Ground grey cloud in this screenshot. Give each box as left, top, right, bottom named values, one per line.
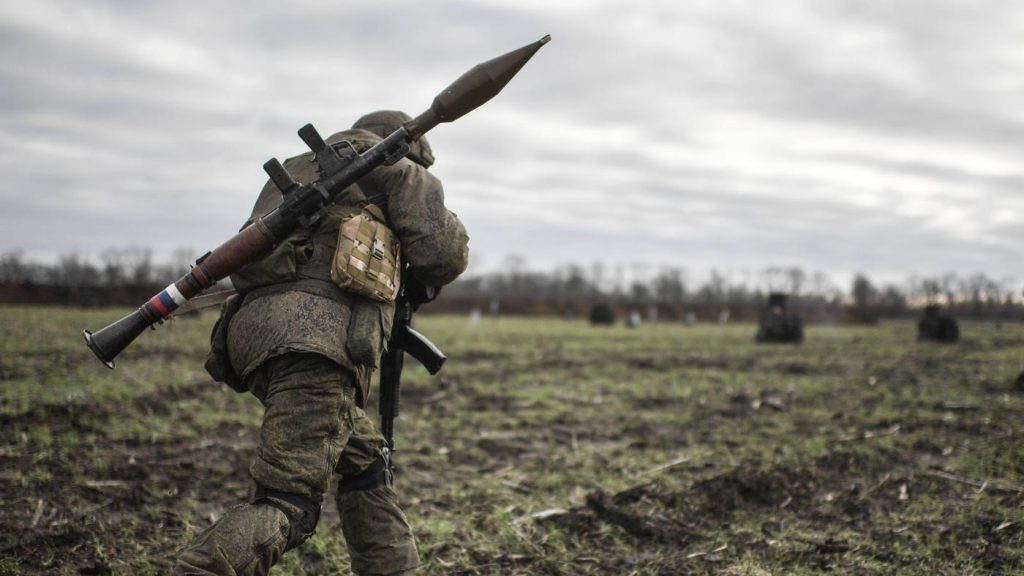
left=717, top=3, right=1024, bottom=149
left=0, top=1, right=1020, bottom=284
left=820, top=153, right=1024, bottom=196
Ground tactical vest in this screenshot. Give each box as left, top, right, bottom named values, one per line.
left=232, top=132, right=378, bottom=292
left=223, top=130, right=396, bottom=392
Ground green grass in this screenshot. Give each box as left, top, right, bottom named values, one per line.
left=1, top=306, right=1023, bottom=574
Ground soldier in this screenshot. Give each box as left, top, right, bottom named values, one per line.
left=175, top=110, right=469, bottom=576
left=755, top=293, right=804, bottom=344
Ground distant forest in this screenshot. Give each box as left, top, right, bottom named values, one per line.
left=1, top=250, right=1021, bottom=324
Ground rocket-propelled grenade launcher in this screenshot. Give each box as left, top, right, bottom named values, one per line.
left=83, top=35, right=551, bottom=368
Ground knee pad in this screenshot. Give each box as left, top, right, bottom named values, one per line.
left=253, top=487, right=322, bottom=551
left=337, top=454, right=390, bottom=493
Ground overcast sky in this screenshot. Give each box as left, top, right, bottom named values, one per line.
left=1, top=1, right=1021, bottom=287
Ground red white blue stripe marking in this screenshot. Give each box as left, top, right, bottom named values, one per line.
left=148, top=284, right=187, bottom=317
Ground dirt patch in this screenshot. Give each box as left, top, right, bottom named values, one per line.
left=684, top=467, right=803, bottom=512
left=540, top=465, right=806, bottom=544
left=1, top=428, right=254, bottom=574
left=538, top=447, right=1024, bottom=573
left=0, top=379, right=254, bottom=575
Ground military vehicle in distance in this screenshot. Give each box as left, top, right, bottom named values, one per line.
left=917, top=304, right=959, bottom=343
left=755, top=293, right=804, bottom=344
left=589, top=303, right=616, bottom=326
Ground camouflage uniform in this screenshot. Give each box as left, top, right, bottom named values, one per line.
left=176, top=111, right=469, bottom=576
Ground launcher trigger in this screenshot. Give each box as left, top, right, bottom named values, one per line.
left=383, top=141, right=411, bottom=166
left=335, top=140, right=359, bottom=158
left=298, top=206, right=329, bottom=228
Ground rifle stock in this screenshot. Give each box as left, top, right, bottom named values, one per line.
left=377, top=265, right=448, bottom=452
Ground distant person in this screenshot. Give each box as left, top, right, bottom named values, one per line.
left=175, top=111, right=469, bottom=576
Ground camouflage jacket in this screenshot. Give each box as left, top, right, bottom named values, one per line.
left=221, top=128, right=469, bottom=401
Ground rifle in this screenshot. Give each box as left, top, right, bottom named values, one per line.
left=378, top=272, right=445, bottom=456
left=83, top=35, right=550, bottom=368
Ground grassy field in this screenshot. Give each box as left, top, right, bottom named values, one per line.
left=1, top=306, right=1023, bottom=575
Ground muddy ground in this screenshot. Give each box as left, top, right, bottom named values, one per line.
left=1, top=307, right=1023, bottom=575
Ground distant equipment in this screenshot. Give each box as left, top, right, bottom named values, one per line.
left=917, top=304, right=959, bottom=343
left=684, top=312, right=696, bottom=326
left=589, top=303, right=616, bottom=326
left=626, top=310, right=642, bottom=328
left=755, top=293, right=804, bottom=344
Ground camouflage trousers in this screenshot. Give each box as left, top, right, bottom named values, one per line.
left=175, top=353, right=419, bottom=576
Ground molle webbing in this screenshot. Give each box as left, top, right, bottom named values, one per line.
left=329, top=205, right=401, bottom=303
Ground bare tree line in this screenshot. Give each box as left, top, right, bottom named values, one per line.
left=0, top=249, right=194, bottom=287
left=440, top=258, right=1022, bottom=323
left=0, top=249, right=194, bottom=307
left=1, top=250, right=1021, bottom=323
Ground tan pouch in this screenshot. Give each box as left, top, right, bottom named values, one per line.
left=330, top=204, right=401, bottom=303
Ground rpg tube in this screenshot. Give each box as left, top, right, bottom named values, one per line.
left=83, top=35, right=550, bottom=368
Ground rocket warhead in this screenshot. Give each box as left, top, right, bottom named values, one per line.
left=405, top=35, right=551, bottom=140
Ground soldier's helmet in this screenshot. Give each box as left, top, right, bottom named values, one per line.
left=353, top=110, right=434, bottom=168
